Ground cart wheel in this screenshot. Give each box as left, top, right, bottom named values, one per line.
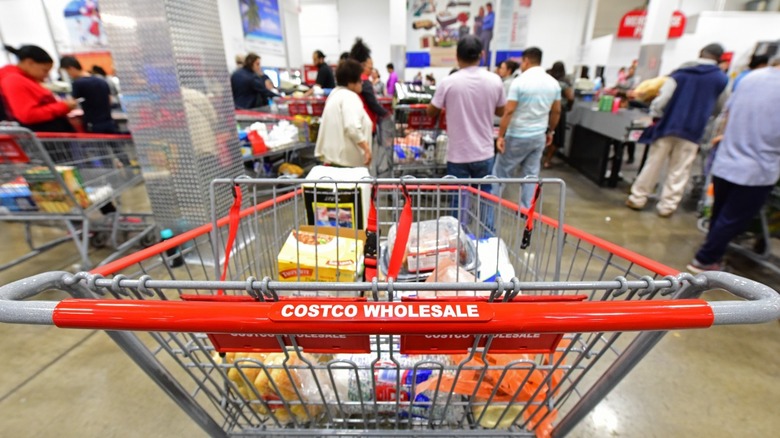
left=140, top=231, right=158, bottom=248
left=90, top=232, right=110, bottom=249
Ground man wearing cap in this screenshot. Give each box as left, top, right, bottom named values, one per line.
left=428, top=35, right=506, bottom=190
left=626, top=43, right=729, bottom=217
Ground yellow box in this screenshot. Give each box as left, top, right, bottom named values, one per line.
left=277, top=226, right=365, bottom=282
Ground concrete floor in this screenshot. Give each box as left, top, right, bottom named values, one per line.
left=0, top=163, right=777, bottom=437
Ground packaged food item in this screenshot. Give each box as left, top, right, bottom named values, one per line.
left=328, top=354, right=461, bottom=423
left=0, top=177, right=37, bottom=212
left=416, top=353, right=558, bottom=437
left=303, top=166, right=371, bottom=230
left=277, top=226, right=365, bottom=282
left=24, top=166, right=90, bottom=213
left=417, top=258, right=484, bottom=298
left=387, top=216, right=470, bottom=273
left=471, top=237, right=516, bottom=282
left=226, top=352, right=327, bottom=425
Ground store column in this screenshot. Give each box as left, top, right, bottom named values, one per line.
left=636, top=0, right=675, bottom=82
left=101, top=0, right=243, bottom=232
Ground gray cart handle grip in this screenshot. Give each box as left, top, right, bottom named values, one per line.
left=0, top=271, right=778, bottom=329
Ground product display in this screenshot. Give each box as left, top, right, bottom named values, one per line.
left=24, top=166, right=90, bottom=213
left=277, top=227, right=365, bottom=282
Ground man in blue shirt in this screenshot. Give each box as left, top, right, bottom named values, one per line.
left=60, top=56, right=116, bottom=133
left=626, top=44, right=729, bottom=217
left=688, top=58, right=780, bottom=272
left=479, top=2, right=495, bottom=66
left=493, top=47, right=561, bottom=208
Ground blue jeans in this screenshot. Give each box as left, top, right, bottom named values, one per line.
left=492, top=134, right=545, bottom=209
left=446, top=157, right=495, bottom=235
left=695, top=176, right=774, bottom=264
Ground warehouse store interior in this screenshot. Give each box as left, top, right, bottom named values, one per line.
left=0, top=0, right=779, bottom=437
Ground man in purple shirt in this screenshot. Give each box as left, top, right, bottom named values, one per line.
left=386, top=63, right=398, bottom=96
left=427, top=35, right=506, bottom=192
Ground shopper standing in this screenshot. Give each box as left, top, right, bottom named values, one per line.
left=230, top=53, right=278, bottom=110
left=544, top=61, right=573, bottom=168
left=0, top=45, right=77, bottom=132
left=493, top=47, right=561, bottom=208
left=479, top=3, right=495, bottom=66
left=428, top=35, right=505, bottom=190
left=371, top=69, right=385, bottom=97
left=60, top=56, right=116, bottom=134
left=312, top=50, right=336, bottom=89
left=348, top=38, right=388, bottom=132
left=314, top=60, right=372, bottom=168
left=90, top=65, right=121, bottom=109
left=687, top=59, right=780, bottom=272
left=626, top=43, right=729, bottom=217
left=496, top=59, right=520, bottom=96
left=386, top=63, right=398, bottom=96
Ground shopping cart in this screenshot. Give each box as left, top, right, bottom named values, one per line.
left=235, top=110, right=314, bottom=177
left=391, top=104, right=447, bottom=177
left=1, top=177, right=778, bottom=438
left=0, top=127, right=155, bottom=270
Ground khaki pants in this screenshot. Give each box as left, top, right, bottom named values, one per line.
left=628, top=136, right=699, bottom=215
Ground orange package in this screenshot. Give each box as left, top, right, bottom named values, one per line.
left=416, top=353, right=558, bottom=438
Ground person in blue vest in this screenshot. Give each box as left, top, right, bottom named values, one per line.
left=626, top=43, right=729, bottom=217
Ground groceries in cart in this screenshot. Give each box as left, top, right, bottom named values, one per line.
left=277, top=226, right=365, bottom=282
left=393, top=132, right=436, bottom=164
left=0, top=177, right=37, bottom=212
left=382, top=216, right=478, bottom=281
left=303, top=166, right=371, bottom=229
left=24, top=165, right=91, bottom=212
left=416, top=353, right=558, bottom=435
left=222, top=351, right=329, bottom=425
left=329, top=353, right=460, bottom=422
left=239, top=121, right=301, bottom=157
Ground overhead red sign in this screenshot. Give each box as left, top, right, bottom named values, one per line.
left=617, top=10, right=686, bottom=39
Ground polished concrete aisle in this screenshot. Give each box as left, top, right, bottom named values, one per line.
left=0, top=166, right=777, bottom=437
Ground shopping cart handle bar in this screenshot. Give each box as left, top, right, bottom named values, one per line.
left=700, top=271, right=780, bottom=325
left=48, top=298, right=715, bottom=333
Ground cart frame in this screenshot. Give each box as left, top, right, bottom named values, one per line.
left=1, top=177, right=778, bottom=438
left=0, top=127, right=155, bottom=270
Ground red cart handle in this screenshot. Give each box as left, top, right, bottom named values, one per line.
left=49, top=297, right=716, bottom=333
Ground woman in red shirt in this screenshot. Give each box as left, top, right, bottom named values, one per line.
left=0, top=45, right=77, bottom=132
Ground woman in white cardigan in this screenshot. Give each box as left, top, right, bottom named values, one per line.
left=315, top=59, right=372, bottom=167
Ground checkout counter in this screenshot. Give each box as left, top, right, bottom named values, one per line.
left=564, top=101, right=652, bottom=187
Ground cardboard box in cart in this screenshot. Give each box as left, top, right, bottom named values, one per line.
left=303, top=166, right=371, bottom=230
left=277, top=225, right=366, bottom=282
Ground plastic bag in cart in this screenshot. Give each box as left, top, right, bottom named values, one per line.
left=219, top=351, right=334, bottom=425
left=328, top=353, right=463, bottom=423
left=385, top=216, right=475, bottom=275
